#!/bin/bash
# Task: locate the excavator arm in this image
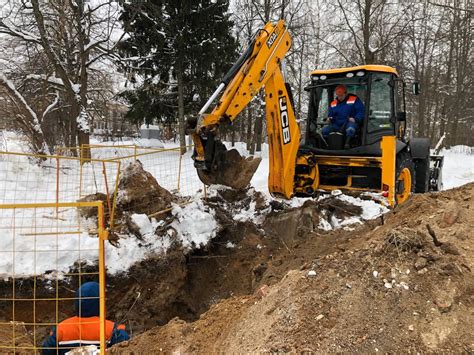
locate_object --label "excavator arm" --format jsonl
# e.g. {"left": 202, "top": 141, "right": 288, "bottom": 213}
{"left": 190, "top": 20, "right": 300, "bottom": 198}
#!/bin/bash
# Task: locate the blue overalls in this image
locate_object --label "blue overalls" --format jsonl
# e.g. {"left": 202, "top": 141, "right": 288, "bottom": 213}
{"left": 322, "top": 95, "right": 364, "bottom": 138}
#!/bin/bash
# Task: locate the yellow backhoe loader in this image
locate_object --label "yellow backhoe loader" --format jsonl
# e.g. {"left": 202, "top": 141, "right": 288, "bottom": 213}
{"left": 188, "top": 20, "right": 443, "bottom": 206}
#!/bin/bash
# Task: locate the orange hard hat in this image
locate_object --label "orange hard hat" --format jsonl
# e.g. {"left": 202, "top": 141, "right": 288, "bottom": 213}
{"left": 335, "top": 85, "right": 347, "bottom": 95}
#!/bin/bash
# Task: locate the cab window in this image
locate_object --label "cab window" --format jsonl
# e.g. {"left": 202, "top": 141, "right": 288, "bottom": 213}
{"left": 317, "top": 88, "right": 329, "bottom": 122}
{"left": 315, "top": 84, "right": 367, "bottom": 125}
{"left": 368, "top": 73, "right": 393, "bottom": 133}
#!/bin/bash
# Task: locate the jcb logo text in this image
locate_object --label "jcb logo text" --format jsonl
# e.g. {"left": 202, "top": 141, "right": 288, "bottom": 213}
{"left": 266, "top": 30, "right": 278, "bottom": 48}
{"left": 279, "top": 96, "right": 291, "bottom": 144}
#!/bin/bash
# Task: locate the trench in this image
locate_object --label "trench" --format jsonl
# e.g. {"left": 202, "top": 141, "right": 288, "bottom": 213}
{"left": 0, "top": 195, "right": 366, "bottom": 346}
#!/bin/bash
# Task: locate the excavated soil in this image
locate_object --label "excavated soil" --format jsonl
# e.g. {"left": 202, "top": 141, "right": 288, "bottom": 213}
{"left": 110, "top": 183, "right": 474, "bottom": 353}
{"left": 105, "top": 187, "right": 372, "bottom": 337}
{"left": 1, "top": 182, "right": 472, "bottom": 353}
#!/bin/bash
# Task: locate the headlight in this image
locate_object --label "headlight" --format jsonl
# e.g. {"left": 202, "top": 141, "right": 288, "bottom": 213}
{"left": 320, "top": 75, "right": 327, "bottom": 80}
{"left": 311, "top": 75, "right": 319, "bottom": 80}
{"left": 356, "top": 71, "right": 365, "bottom": 77}
{"left": 346, "top": 72, "right": 354, "bottom": 78}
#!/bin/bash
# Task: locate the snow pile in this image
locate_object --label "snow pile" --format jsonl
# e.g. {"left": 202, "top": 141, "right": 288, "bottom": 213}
{"left": 106, "top": 215, "right": 171, "bottom": 274}
{"left": 0, "top": 208, "right": 171, "bottom": 279}
{"left": 316, "top": 193, "right": 388, "bottom": 231}
{"left": 337, "top": 194, "right": 389, "bottom": 220}
{"left": 171, "top": 200, "right": 218, "bottom": 249}
{"left": 131, "top": 213, "right": 162, "bottom": 237}
{"left": 0, "top": 201, "right": 219, "bottom": 278}
{"left": 439, "top": 145, "right": 474, "bottom": 189}
{"left": 108, "top": 201, "right": 218, "bottom": 274}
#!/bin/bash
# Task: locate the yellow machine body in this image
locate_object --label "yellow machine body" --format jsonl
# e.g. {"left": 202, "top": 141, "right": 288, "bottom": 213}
{"left": 192, "top": 20, "right": 414, "bottom": 207}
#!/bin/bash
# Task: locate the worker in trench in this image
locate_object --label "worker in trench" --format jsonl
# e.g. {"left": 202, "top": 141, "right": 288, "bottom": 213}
{"left": 42, "top": 281, "right": 129, "bottom": 354}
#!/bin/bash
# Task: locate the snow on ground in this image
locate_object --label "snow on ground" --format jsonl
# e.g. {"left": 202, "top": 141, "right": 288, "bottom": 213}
{"left": 0, "top": 201, "right": 216, "bottom": 279}
{"left": 171, "top": 200, "right": 217, "bottom": 249}
{"left": 90, "top": 135, "right": 165, "bottom": 149}
{"left": 0, "top": 133, "right": 206, "bottom": 277}
{"left": 233, "top": 141, "right": 473, "bottom": 194}
{"left": 0, "top": 207, "right": 98, "bottom": 279}
{"left": 0, "top": 131, "right": 473, "bottom": 277}
{"left": 438, "top": 145, "right": 474, "bottom": 190}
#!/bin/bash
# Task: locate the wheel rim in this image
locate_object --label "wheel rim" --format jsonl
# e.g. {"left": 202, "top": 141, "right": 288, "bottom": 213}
{"left": 396, "top": 167, "right": 412, "bottom": 204}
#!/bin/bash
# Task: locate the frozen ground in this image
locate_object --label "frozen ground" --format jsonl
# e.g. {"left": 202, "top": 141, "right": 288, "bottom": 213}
{"left": 0, "top": 132, "right": 472, "bottom": 277}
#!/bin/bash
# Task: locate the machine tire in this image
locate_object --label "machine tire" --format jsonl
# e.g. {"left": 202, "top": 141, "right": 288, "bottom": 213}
{"left": 395, "top": 152, "right": 415, "bottom": 205}
{"left": 414, "top": 158, "right": 430, "bottom": 193}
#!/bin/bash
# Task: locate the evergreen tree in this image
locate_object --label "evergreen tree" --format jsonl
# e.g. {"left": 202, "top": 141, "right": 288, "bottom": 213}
{"left": 119, "top": 0, "right": 238, "bottom": 150}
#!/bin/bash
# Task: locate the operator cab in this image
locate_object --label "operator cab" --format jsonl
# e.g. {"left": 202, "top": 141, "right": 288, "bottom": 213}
{"left": 303, "top": 65, "right": 405, "bottom": 156}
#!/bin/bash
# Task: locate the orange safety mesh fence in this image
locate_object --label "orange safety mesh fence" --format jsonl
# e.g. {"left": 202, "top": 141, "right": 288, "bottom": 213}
{"left": 0, "top": 151, "right": 121, "bottom": 229}
{"left": 0, "top": 202, "right": 108, "bottom": 354}
{"left": 56, "top": 144, "right": 203, "bottom": 219}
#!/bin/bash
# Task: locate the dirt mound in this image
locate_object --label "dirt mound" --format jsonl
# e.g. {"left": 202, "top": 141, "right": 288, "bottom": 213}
{"left": 262, "top": 197, "right": 364, "bottom": 249}
{"left": 116, "top": 160, "right": 173, "bottom": 216}
{"left": 111, "top": 183, "right": 474, "bottom": 353}
{"left": 77, "top": 192, "right": 109, "bottom": 218}
{"left": 76, "top": 161, "right": 175, "bottom": 226}
{"left": 0, "top": 322, "right": 34, "bottom": 352}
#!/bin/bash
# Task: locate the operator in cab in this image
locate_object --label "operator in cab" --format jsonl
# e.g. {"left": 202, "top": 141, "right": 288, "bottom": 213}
{"left": 322, "top": 84, "right": 364, "bottom": 149}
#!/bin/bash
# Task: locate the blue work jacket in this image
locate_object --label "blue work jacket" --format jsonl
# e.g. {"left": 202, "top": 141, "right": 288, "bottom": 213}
{"left": 328, "top": 95, "right": 365, "bottom": 128}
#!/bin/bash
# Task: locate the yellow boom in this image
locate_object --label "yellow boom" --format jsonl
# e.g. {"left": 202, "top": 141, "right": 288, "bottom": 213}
{"left": 191, "top": 20, "right": 300, "bottom": 198}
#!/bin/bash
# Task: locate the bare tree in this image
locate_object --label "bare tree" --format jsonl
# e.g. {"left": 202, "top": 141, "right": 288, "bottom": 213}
{"left": 319, "top": 0, "right": 411, "bottom": 65}
{"left": 0, "top": 0, "right": 126, "bottom": 155}
{"left": 394, "top": 0, "right": 473, "bottom": 146}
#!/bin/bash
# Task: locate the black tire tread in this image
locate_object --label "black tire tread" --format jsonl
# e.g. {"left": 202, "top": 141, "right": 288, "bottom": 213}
{"left": 414, "top": 158, "right": 430, "bottom": 193}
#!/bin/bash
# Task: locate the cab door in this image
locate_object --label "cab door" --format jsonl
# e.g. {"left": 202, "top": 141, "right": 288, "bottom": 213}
{"left": 365, "top": 72, "right": 396, "bottom": 145}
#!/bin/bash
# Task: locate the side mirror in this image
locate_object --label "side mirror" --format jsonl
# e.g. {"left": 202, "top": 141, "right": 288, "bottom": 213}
{"left": 412, "top": 82, "right": 421, "bottom": 95}
{"left": 397, "top": 111, "right": 406, "bottom": 122}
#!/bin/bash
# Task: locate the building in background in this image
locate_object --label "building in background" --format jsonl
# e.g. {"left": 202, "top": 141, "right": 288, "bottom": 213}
{"left": 92, "top": 101, "right": 138, "bottom": 140}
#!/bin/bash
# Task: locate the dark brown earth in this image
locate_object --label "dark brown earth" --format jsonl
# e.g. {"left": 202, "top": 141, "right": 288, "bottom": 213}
{"left": 1, "top": 183, "right": 472, "bottom": 353}
{"left": 115, "top": 160, "right": 174, "bottom": 216}
{"left": 110, "top": 183, "right": 474, "bottom": 353}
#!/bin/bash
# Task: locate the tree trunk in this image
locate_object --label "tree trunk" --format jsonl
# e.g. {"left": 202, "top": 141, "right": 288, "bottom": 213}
{"left": 177, "top": 64, "right": 187, "bottom": 155}
{"left": 363, "top": 0, "right": 375, "bottom": 64}
{"left": 239, "top": 114, "right": 245, "bottom": 144}
{"left": 77, "top": 0, "right": 90, "bottom": 159}
{"left": 78, "top": 130, "right": 90, "bottom": 158}
{"left": 231, "top": 123, "right": 236, "bottom": 147}
{"left": 255, "top": 109, "right": 263, "bottom": 152}
{"left": 417, "top": 83, "right": 427, "bottom": 137}
{"left": 246, "top": 106, "right": 253, "bottom": 151}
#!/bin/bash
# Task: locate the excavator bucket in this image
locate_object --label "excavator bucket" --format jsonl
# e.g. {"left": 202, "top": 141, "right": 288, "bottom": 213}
{"left": 196, "top": 141, "right": 261, "bottom": 190}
